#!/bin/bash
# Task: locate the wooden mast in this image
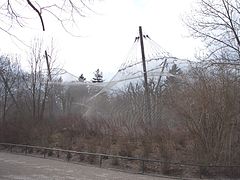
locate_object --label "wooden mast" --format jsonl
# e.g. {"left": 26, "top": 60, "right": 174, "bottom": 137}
{"left": 139, "top": 26, "right": 151, "bottom": 125}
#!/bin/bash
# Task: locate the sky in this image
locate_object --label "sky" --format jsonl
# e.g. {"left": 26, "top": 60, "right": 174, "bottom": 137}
{"left": 0, "top": 0, "right": 201, "bottom": 81}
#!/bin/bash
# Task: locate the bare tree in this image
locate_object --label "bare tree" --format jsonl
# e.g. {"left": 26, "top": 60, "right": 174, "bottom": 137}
{"left": 0, "top": 1, "right": 97, "bottom": 120}
{"left": 165, "top": 64, "right": 240, "bottom": 165}
{"left": 0, "top": 56, "right": 22, "bottom": 121}
{"left": 0, "top": 0, "right": 95, "bottom": 35}
{"left": 1, "top": 1, "right": 96, "bottom": 99}
{"left": 186, "top": 0, "right": 240, "bottom": 61}
{"left": 20, "top": 39, "right": 58, "bottom": 121}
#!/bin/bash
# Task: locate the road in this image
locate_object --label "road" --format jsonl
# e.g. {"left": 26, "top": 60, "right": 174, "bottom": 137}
{"left": 0, "top": 152, "right": 168, "bottom": 180}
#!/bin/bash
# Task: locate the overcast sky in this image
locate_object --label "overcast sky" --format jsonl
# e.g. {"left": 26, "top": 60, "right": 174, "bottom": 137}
{"left": 0, "top": 0, "right": 201, "bottom": 81}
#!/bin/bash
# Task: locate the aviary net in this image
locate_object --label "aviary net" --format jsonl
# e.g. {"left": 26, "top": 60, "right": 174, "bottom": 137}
{"left": 51, "top": 34, "right": 198, "bottom": 137}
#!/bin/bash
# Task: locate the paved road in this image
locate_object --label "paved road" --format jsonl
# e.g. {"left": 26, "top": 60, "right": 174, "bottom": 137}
{"left": 0, "top": 152, "right": 168, "bottom": 180}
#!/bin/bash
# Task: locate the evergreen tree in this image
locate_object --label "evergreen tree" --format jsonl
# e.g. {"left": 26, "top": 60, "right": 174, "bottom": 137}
{"left": 92, "top": 69, "right": 103, "bottom": 83}
{"left": 78, "top": 74, "right": 86, "bottom": 82}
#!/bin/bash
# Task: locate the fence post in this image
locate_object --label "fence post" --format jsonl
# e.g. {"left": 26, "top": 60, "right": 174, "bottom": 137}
{"left": 141, "top": 159, "right": 145, "bottom": 174}
{"left": 179, "top": 164, "right": 183, "bottom": 179}
{"left": 57, "top": 151, "right": 60, "bottom": 158}
{"left": 43, "top": 149, "right": 46, "bottom": 158}
{"left": 25, "top": 147, "right": 27, "bottom": 155}
{"left": 199, "top": 166, "right": 202, "bottom": 179}
{"left": 99, "top": 155, "right": 102, "bottom": 167}
{"left": 67, "top": 152, "right": 71, "bottom": 161}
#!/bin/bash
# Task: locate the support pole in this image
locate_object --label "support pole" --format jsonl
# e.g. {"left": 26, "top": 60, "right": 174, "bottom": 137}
{"left": 139, "top": 26, "right": 148, "bottom": 91}
{"left": 139, "top": 26, "right": 151, "bottom": 125}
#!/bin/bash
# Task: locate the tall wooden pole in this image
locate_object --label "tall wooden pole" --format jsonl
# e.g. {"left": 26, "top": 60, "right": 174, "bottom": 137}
{"left": 139, "top": 26, "right": 148, "bottom": 91}
{"left": 139, "top": 26, "right": 151, "bottom": 125}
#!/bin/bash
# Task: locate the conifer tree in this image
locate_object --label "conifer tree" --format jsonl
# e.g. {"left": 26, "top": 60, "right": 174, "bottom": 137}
{"left": 92, "top": 69, "right": 103, "bottom": 83}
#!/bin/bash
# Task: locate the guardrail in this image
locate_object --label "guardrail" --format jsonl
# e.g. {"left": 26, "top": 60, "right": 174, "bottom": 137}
{"left": 0, "top": 143, "right": 239, "bottom": 179}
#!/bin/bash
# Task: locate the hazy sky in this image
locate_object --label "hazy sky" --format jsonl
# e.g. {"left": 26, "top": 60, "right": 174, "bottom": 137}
{"left": 0, "top": 0, "right": 200, "bottom": 81}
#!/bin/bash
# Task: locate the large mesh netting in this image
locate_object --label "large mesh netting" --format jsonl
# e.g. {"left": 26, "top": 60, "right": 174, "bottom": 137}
{"left": 50, "top": 33, "right": 199, "bottom": 137}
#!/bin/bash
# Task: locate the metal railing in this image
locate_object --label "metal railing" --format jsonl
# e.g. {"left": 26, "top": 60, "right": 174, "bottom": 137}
{"left": 0, "top": 143, "right": 239, "bottom": 179}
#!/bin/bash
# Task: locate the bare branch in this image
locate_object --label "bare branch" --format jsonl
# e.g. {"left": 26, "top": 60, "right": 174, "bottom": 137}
{"left": 186, "top": 0, "right": 240, "bottom": 60}
{"left": 26, "top": 0, "right": 45, "bottom": 31}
